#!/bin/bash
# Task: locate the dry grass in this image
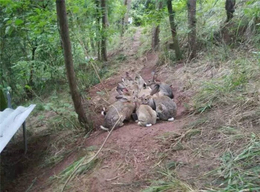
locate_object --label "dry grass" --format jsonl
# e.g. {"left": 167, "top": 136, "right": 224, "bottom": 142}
{"left": 142, "top": 43, "right": 260, "bottom": 191}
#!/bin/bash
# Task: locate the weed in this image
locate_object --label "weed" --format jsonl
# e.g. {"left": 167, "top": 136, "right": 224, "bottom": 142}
{"left": 143, "top": 165, "right": 194, "bottom": 192}
{"left": 193, "top": 51, "right": 260, "bottom": 113}
{"left": 184, "top": 118, "right": 208, "bottom": 130}
{"left": 116, "top": 53, "right": 127, "bottom": 61}
{"left": 210, "top": 134, "right": 260, "bottom": 192}
{"left": 52, "top": 154, "right": 99, "bottom": 182}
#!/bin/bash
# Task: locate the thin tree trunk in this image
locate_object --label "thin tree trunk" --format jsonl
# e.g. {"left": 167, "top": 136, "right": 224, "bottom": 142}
{"left": 90, "top": 37, "right": 95, "bottom": 55}
{"left": 225, "top": 0, "right": 235, "bottom": 22}
{"left": 95, "top": 0, "right": 101, "bottom": 60}
{"left": 151, "top": 1, "right": 163, "bottom": 51}
{"left": 167, "top": 0, "right": 182, "bottom": 60}
{"left": 124, "top": 0, "right": 131, "bottom": 25}
{"left": 25, "top": 45, "right": 37, "bottom": 99}
{"left": 101, "top": 0, "right": 108, "bottom": 61}
{"left": 151, "top": 26, "right": 160, "bottom": 51}
{"left": 187, "top": 0, "right": 197, "bottom": 60}
{"left": 121, "top": 0, "right": 128, "bottom": 35}
{"left": 56, "top": 0, "right": 89, "bottom": 128}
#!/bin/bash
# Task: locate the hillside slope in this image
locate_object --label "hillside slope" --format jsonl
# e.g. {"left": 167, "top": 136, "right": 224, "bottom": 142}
{"left": 2, "top": 26, "right": 259, "bottom": 192}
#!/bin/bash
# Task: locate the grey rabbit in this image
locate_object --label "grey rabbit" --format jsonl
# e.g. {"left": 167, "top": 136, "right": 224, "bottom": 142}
{"left": 149, "top": 72, "right": 174, "bottom": 99}
{"left": 142, "top": 94, "right": 177, "bottom": 121}
{"left": 100, "top": 95, "right": 136, "bottom": 131}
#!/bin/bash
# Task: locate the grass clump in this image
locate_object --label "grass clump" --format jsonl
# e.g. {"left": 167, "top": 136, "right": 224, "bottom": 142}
{"left": 210, "top": 134, "right": 260, "bottom": 192}
{"left": 193, "top": 50, "right": 260, "bottom": 113}
{"left": 143, "top": 165, "right": 194, "bottom": 192}
{"left": 58, "top": 156, "right": 99, "bottom": 182}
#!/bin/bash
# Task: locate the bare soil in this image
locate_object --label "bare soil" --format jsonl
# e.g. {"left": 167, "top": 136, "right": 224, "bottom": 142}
{"left": 1, "top": 28, "right": 193, "bottom": 192}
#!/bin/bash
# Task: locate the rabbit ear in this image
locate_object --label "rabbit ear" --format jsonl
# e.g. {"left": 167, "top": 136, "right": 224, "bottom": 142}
{"left": 158, "top": 104, "right": 167, "bottom": 112}
{"left": 150, "top": 84, "right": 160, "bottom": 96}
{"left": 115, "top": 95, "right": 123, "bottom": 100}
{"left": 116, "top": 83, "right": 125, "bottom": 94}
{"left": 148, "top": 98, "right": 156, "bottom": 110}
{"left": 117, "top": 83, "right": 125, "bottom": 89}
{"left": 157, "top": 104, "right": 165, "bottom": 113}
{"left": 157, "top": 104, "right": 163, "bottom": 111}
{"left": 116, "top": 95, "right": 130, "bottom": 101}
{"left": 125, "top": 72, "right": 133, "bottom": 81}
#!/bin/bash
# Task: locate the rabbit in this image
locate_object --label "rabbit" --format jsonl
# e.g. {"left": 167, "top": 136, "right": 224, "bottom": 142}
{"left": 116, "top": 83, "right": 130, "bottom": 95}
{"left": 118, "top": 77, "right": 137, "bottom": 94}
{"left": 135, "top": 99, "right": 157, "bottom": 127}
{"left": 141, "top": 94, "right": 177, "bottom": 121}
{"left": 135, "top": 74, "right": 147, "bottom": 90}
{"left": 148, "top": 72, "right": 174, "bottom": 99}
{"left": 100, "top": 95, "right": 136, "bottom": 131}
{"left": 150, "top": 83, "right": 174, "bottom": 99}
{"left": 137, "top": 84, "right": 152, "bottom": 98}
{"left": 118, "top": 74, "right": 147, "bottom": 97}
{"left": 125, "top": 71, "right": 134, "bottom": 81}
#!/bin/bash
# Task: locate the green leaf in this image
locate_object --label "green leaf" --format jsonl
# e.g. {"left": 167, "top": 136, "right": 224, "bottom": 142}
{"left": 14, "top": 19, "right": 23, "bottom": 25}
{"left": 5, "top": 26, "right": 11, "bottom": 35}
{"left": 3, "top": 18, "right": 9, "bottom": 22}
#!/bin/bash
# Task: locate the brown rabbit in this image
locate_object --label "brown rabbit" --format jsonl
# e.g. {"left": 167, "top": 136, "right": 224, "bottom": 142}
{"left": 100, "top": 95, "right": 136, "bottom": 131}
{"left": 142, "top": 94, "right": 177, "bottom": 121}
{"left": 137, "top": 85, "right": 152, "bottom": 98}
{"left": 136, "top": 99, "right": 157, "bottom": 127}
{"left": 135, "top": 74, "right": 147, "bottom": 90}
{"left": 118, "top": 77, "right": 137, "bottom": 94}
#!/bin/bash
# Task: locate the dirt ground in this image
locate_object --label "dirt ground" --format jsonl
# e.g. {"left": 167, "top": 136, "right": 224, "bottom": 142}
{"left": 1, "top": 28, "right": 193, "bottom": 192}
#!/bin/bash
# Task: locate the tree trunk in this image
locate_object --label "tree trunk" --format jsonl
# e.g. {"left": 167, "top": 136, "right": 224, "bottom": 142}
{"left": 121, "top": 0, "right": 128, "bottom": 35}
{"left": 121, "top": 0, "right": 131, "bottom": 35}
{"left": 56, "top": 0, "right": 89, "bottom": 129}
{"left": 225, "top": 0, "right": 235, "bottom": 22}
{"left": 101, "top": 0, "right": 108, "bottom": 61}
{"left": 167, "top": 0, "right": 182, "bottom": 60}
{"left": 90, "top": 37, "right": 95, "bottom": 55}
{"left": 187, "top": 0, "right": 197, "bottom": 60}
{"left": 95, "top": 0, "right": 101, "bottom": 60}
{"left": 151, "top": 1, "right": 163, "bottom": 51}
{"left": 25, "top": 45, "right": 37, "bottom": 99}
{"left": 151, "top": 26, "right": 160, "bottom": 51}
{"left": 124, "top": 0, "right": 131, "bottom": 25}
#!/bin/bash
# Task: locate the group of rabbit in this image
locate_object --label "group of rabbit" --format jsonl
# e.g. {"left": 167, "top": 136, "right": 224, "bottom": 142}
{"left": 100, "top": 72, "right": 177, "bottom": 131}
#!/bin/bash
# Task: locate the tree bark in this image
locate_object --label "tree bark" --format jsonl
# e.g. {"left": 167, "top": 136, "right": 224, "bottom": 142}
{"left": 151, "top": 1, "right": 163, "bottom": 51}
{"left": 25, "top": 45, "right": 37, "bottom": 99}
{"left": 101, "top": 0, "right": 108, "bottom": 61}
{"left": 167, "top": 0, "right": 182, "bottom": 60}
{"left": 225, "top": 0, "right": 235, "bottom": 22}
{"left": 95, "top": 0, "right": 101, "bottom": 60}
{"left": 187, "top": 0, "right": 197, "bottom": 60}
{"left": 121, "top": 0, "right": 132, "bottom": 35}
{"left": 56, "top": 0, "right": 89, "bottom": 128}
{"left": 124, "top": 0, "right": 132, "bottom": 25}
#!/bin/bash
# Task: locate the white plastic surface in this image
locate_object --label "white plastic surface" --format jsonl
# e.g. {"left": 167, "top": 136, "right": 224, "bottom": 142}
{"left": 0, "top": 104, "right": 36, "bottom": 153}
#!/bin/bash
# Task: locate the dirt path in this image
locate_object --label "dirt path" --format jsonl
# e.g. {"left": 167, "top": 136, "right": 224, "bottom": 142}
{"left": 71, "top": 29, "right": 191, "bottom": 191}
